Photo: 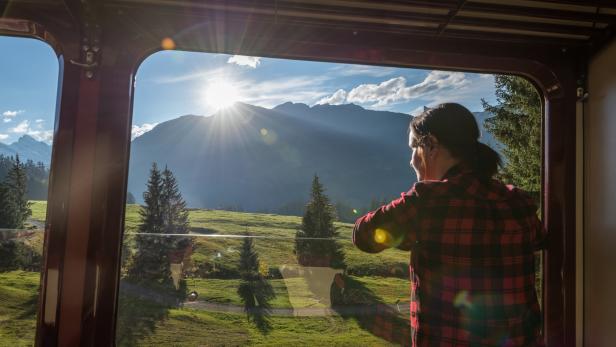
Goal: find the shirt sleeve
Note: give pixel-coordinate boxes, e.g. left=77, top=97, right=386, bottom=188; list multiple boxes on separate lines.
left=352, top=184, right=422, bottom=253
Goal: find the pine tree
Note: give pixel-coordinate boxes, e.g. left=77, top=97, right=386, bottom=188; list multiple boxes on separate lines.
left=482, top=75, right=541, bottom=199
left=161, top=166, right=189, bottom=236
left=295, top=175, right=345, bottom=269
left=237, top=234, right=275, bottom=333
left=0, top=155, right=32, bottom=229
left=161, top=166, right=192, bottom=282
left=129, top=163, right=170, bottom=282
left=128, top=163, right=193, bottom=293
left=0, top=183, right=9, bottom=228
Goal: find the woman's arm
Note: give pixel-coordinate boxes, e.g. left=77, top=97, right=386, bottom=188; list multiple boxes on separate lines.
left=352, top=185, right=422, bottom=253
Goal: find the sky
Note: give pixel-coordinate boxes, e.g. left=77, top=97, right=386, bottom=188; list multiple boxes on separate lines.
left=0, top=35, right=497, bottom=144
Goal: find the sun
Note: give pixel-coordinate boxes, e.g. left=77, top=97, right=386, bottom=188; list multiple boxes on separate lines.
left=203, top=80, right=241, bottom=111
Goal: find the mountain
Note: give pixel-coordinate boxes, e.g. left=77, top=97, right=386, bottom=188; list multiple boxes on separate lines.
left=0, top=135, right=52, bottom=166
left=128, top=103, right=501, bottom=214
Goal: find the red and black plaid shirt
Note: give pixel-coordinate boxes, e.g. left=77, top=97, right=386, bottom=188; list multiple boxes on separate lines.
left=353, top=164, right=544, bottom=347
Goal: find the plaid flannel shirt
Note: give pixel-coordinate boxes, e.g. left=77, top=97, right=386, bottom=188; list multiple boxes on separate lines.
left=353, top=164, right=544, bottom=347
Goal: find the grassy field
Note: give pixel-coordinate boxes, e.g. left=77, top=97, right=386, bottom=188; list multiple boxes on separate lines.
left=0, top=270, right=407, bottom=347
left=123, top=204, right=410, bottom=276
left=1, top=201, right=411, bottom=346
left=0, top=271, right=38, bottom=347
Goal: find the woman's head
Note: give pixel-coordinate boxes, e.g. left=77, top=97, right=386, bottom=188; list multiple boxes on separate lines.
left=409, top=103, right=501, bottom=181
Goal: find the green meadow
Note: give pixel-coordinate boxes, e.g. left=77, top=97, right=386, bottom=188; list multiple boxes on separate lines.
left=1, top=201, right=412, bottom=346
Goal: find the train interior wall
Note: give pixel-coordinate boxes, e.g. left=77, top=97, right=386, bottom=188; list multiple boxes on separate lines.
left=584, top=37, right=616, bottom=346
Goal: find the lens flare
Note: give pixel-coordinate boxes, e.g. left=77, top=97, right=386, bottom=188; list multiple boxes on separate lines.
left=454, top=290, right=473, bottom=309
left=374, top=228, right=391, bottom=245
left=161, top=37, right=176, bottom=50
left=261, top=128, right=278, bottom=145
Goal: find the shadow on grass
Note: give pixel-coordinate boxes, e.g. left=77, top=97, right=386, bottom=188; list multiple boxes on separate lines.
left=16, top=292, right=39, bottom=320
left=332, top=275, right=410, bottom=347
left=116, top=279, right=187, bottom=346
left=238, top=277, right=276, bottom=335
left=246, top=306, right=273, bottom=334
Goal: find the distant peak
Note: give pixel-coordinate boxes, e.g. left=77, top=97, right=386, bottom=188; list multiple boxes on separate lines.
left=17, top=134, right=37, bottom=142
left=177, top=114, right=205, bottom=120
left=12, top=135, right=49, bottom=147
left=312, top=103, right=365, bottom=111
left=273, top=102, right=310, bottom=111
left=210, top=102, right=269, bottom=117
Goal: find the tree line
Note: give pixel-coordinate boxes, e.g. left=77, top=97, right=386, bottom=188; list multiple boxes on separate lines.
left=0, top=154, right=49, bottom=201
left=0, top=155, right=37, bottom=271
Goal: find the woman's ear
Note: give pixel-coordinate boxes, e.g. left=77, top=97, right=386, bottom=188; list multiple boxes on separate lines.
left=425, top=135, right=439, bottom=152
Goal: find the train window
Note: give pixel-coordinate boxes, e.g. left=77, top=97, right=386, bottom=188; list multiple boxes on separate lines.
left=117, top=50, right=542, bottom=345
left=0, top=36, right=58, bottom=345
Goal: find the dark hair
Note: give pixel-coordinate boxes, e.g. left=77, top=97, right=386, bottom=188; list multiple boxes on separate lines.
left=410, top=103, right=502, bottom=180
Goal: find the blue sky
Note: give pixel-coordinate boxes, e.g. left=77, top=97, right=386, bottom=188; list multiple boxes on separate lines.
left=0, top=36, right=58, bottom=144
left=1, top=36, right=497, bottom=144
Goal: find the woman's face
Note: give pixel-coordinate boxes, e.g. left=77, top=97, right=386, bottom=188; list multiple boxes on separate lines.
left=409, top=131, right=427, bottom=181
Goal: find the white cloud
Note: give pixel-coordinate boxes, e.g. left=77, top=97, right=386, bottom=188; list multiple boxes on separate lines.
left=35, top=119, right=44, bottom=123
left=132, top=123, right=158, bottom=140
left=330, top=65, right=395, bottom=77
left=7, top=119, right=53, bottom=143
left=227, top=55, right=261, bottom=68
left=11, top=120, right=30, bottom=133
left=2, top=110, right=24, bottom=118
left=0, top=134, right=8, bottom=141
left=346, top=77, right=408, bottom=107
left=409, top=73, right=495, bottom=113
left=2, top=110, right=24, bottom=124
left=314, top=71, right=471, bottom=109
left=316, top=89, right=348, bottom=105
left=27, top=130, right=53, bottom=143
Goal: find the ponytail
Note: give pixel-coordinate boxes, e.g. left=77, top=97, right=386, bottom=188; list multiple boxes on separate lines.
left=473, top=142, right=502, bottom=181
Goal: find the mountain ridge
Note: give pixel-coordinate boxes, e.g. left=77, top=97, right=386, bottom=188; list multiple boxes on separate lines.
left=129, top=102, right=500, bottom=216
left=0, top=135, right=51, bottom=166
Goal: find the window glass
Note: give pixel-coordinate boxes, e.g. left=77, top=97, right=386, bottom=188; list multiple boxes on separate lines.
left=0, top=36, right=58, bottom=345
left=118, top=50, right=542, bottom=345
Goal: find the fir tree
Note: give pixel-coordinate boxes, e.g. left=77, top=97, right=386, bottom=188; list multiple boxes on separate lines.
left=0, top=183, right=8, bottom=228
left=161, top=166, right=189, bottom=235
left=295, top=175, right=346, bottom=269
left=161, top=166, right=193, bottom=282
left=0, top=155, right=32, bottom=229
left=237, top=234, right=275, bottom=333
left=128, top=163, right=193, bottom=292
left=129, top=163, right=170, bottom=282
left=482, top=75, right=541, bottom=200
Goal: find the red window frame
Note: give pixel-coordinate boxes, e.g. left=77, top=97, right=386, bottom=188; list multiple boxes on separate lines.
left=0, top=12, right=577, bottom=346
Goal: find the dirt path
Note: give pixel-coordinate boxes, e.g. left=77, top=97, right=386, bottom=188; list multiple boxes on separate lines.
left=121, top=276, right=410, bottom=318
left=183, top=299, right=410, bottom=317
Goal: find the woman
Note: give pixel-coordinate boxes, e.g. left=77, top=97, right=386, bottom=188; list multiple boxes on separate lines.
left=353, top=103, right=544, bottom=347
